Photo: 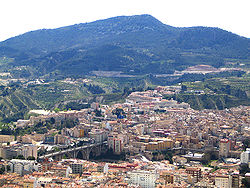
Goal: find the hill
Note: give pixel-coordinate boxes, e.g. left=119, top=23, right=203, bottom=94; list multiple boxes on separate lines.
left=0, top=14, right=249, bottom=77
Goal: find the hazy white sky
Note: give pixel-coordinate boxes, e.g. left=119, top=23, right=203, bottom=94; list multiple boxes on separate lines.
left=0, top=0, right=249, bottom=42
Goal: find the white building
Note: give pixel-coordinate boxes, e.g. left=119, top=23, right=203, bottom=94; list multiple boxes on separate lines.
left=127, top=170, right=159, bottom=188
left=214, top=174, right=239, bottom=188
left=9, top=159, right=38, bottom=176
left=65, top=166, right=72, bottom=177
left=103, top=163, right=109, bottom=174
left=215, top=175, right=230, bottom=188
left=36, top=177, right=53, bottom=187
left=89, top=129, right=108, bottom=143
left=16, top=119, right=30, bottom=128
left=240, top=148, right=250, bottom=164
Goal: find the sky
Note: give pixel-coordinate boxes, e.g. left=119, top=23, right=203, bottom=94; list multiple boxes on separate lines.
left=0, top=0, right=249, bottom=42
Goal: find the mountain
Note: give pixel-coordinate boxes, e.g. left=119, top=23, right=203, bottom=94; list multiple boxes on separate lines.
left=0, top=15, right=176, bottom=54
left=0, top=14, right=249, bottom=77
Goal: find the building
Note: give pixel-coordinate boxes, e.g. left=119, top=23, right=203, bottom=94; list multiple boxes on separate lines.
left=16, top=120, right=30, bottom=128
left=70, top=163, right=83, bottom=174
left=36, top=177, right=53, bottom=187
left=108, top=135, right=123, bottom=154
left=17, top=134, right=44, bottom=143
left=79, top=129, right=84, bottom=137
left=219, top=139, right=230, bottom=158
left=185, top=167, right=202, bottom=183
left=0, top=135, right=14, bottom=143
left=215, top=175, right=230, bottom=188
left=142, top=139, right=173, bottom=152
left=50, top=166, right=69, bottom=177
left=214, top=174, right=239, bottom=188
left=17, top=135, right=33, bottom=144
left=91, top=102, right=99, bottom=110
left=22, top=145, right=38, bottom=159
left=41, top=160, right=53, bottom=172
left=54, top=134, right=66, bottom=145
left=240, top=148, right=250, bottom=164
left=0, top=146, right=20, bottom=159
left=23, top=179, right=35, bottom=188
left=231, top=174, right=240, bottom=188
left=8, top=159, right=38, bottom=176
left=44, top=135, right=55, bottom=144
left=160, top=171, right=174, bottom=184
left=89, top=129, right=107, bottom=143
left=127, top=170, right=159, bottom=188
left=71, top=127, right=80, bottom=138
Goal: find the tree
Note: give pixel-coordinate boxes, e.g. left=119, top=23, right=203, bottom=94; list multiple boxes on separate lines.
left=243, top=139, right=250, bottom=151
left=94, top=109, right=102, bottom=117
left=87, top=84, right=105, bottom=94
left=239, top=164, right=250, bottom=175
left=112, top=108, right=125, bottom=118
left=0, top=166, right=5, bottom=174
left=15, top=155, right=25, bottom=160
left=164, top=151, right=173, bottom=164
left=50, top=117, right=55, bottom=124
left=27, top=156, right=36, bottom=160
left=224, top=85, right=231, bottom=95
left=201, top=153, right=211, bottom=165
left=201, top=150, right=218, bottom=165
left=54, top=108, right=60, bottom=113
left=63, top=154, right=68, bottom=159
left=53, top=147, right=60, bottom=152
left=242, top=178, right=250, bottom=188
left=6, top=165, right=10, bottom=171
left=181, top=85, right=187, bottom=92
left=122, top=87, right=131, bottom=96
left=62, top=119, right=78, bottom=128
left=1, top=126, right=13, bottom=135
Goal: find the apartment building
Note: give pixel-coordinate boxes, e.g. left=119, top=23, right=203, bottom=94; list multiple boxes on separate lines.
left=127, top=170, right=159, bottom=188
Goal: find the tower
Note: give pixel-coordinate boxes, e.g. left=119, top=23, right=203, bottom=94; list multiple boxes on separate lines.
left=219, top=139, right=230, bottom=158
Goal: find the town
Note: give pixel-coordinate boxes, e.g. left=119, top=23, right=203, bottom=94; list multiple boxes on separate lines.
left=0, top=86, right=249, bottom=187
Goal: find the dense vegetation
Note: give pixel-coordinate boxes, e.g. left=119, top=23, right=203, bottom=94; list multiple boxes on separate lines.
left=0, top=14, right=249, bottom=78
left=0, top=118, right=78, bottom=136
left=164, top=75, right=250, bottom=110
left=0, top=76, right=153, bottom=122
left=91, top=148, right=126, bottom=161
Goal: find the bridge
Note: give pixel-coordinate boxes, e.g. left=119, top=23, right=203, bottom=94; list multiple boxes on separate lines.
left=38, top=141, right=108, bottom=161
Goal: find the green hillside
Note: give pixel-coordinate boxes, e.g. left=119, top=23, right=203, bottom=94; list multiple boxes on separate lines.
left=0, top=76, right=151, bottom=122
left=0, top=14, right=249, bottom=77
left=164, top=75, right=250, bottom=110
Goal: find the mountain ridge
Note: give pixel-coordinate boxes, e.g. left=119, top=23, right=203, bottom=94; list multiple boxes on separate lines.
left=1, top=14, right=248, bottom=54
left=0, top=14, right=177, bottom=54
left=0, top=14, right=249, bottom=77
